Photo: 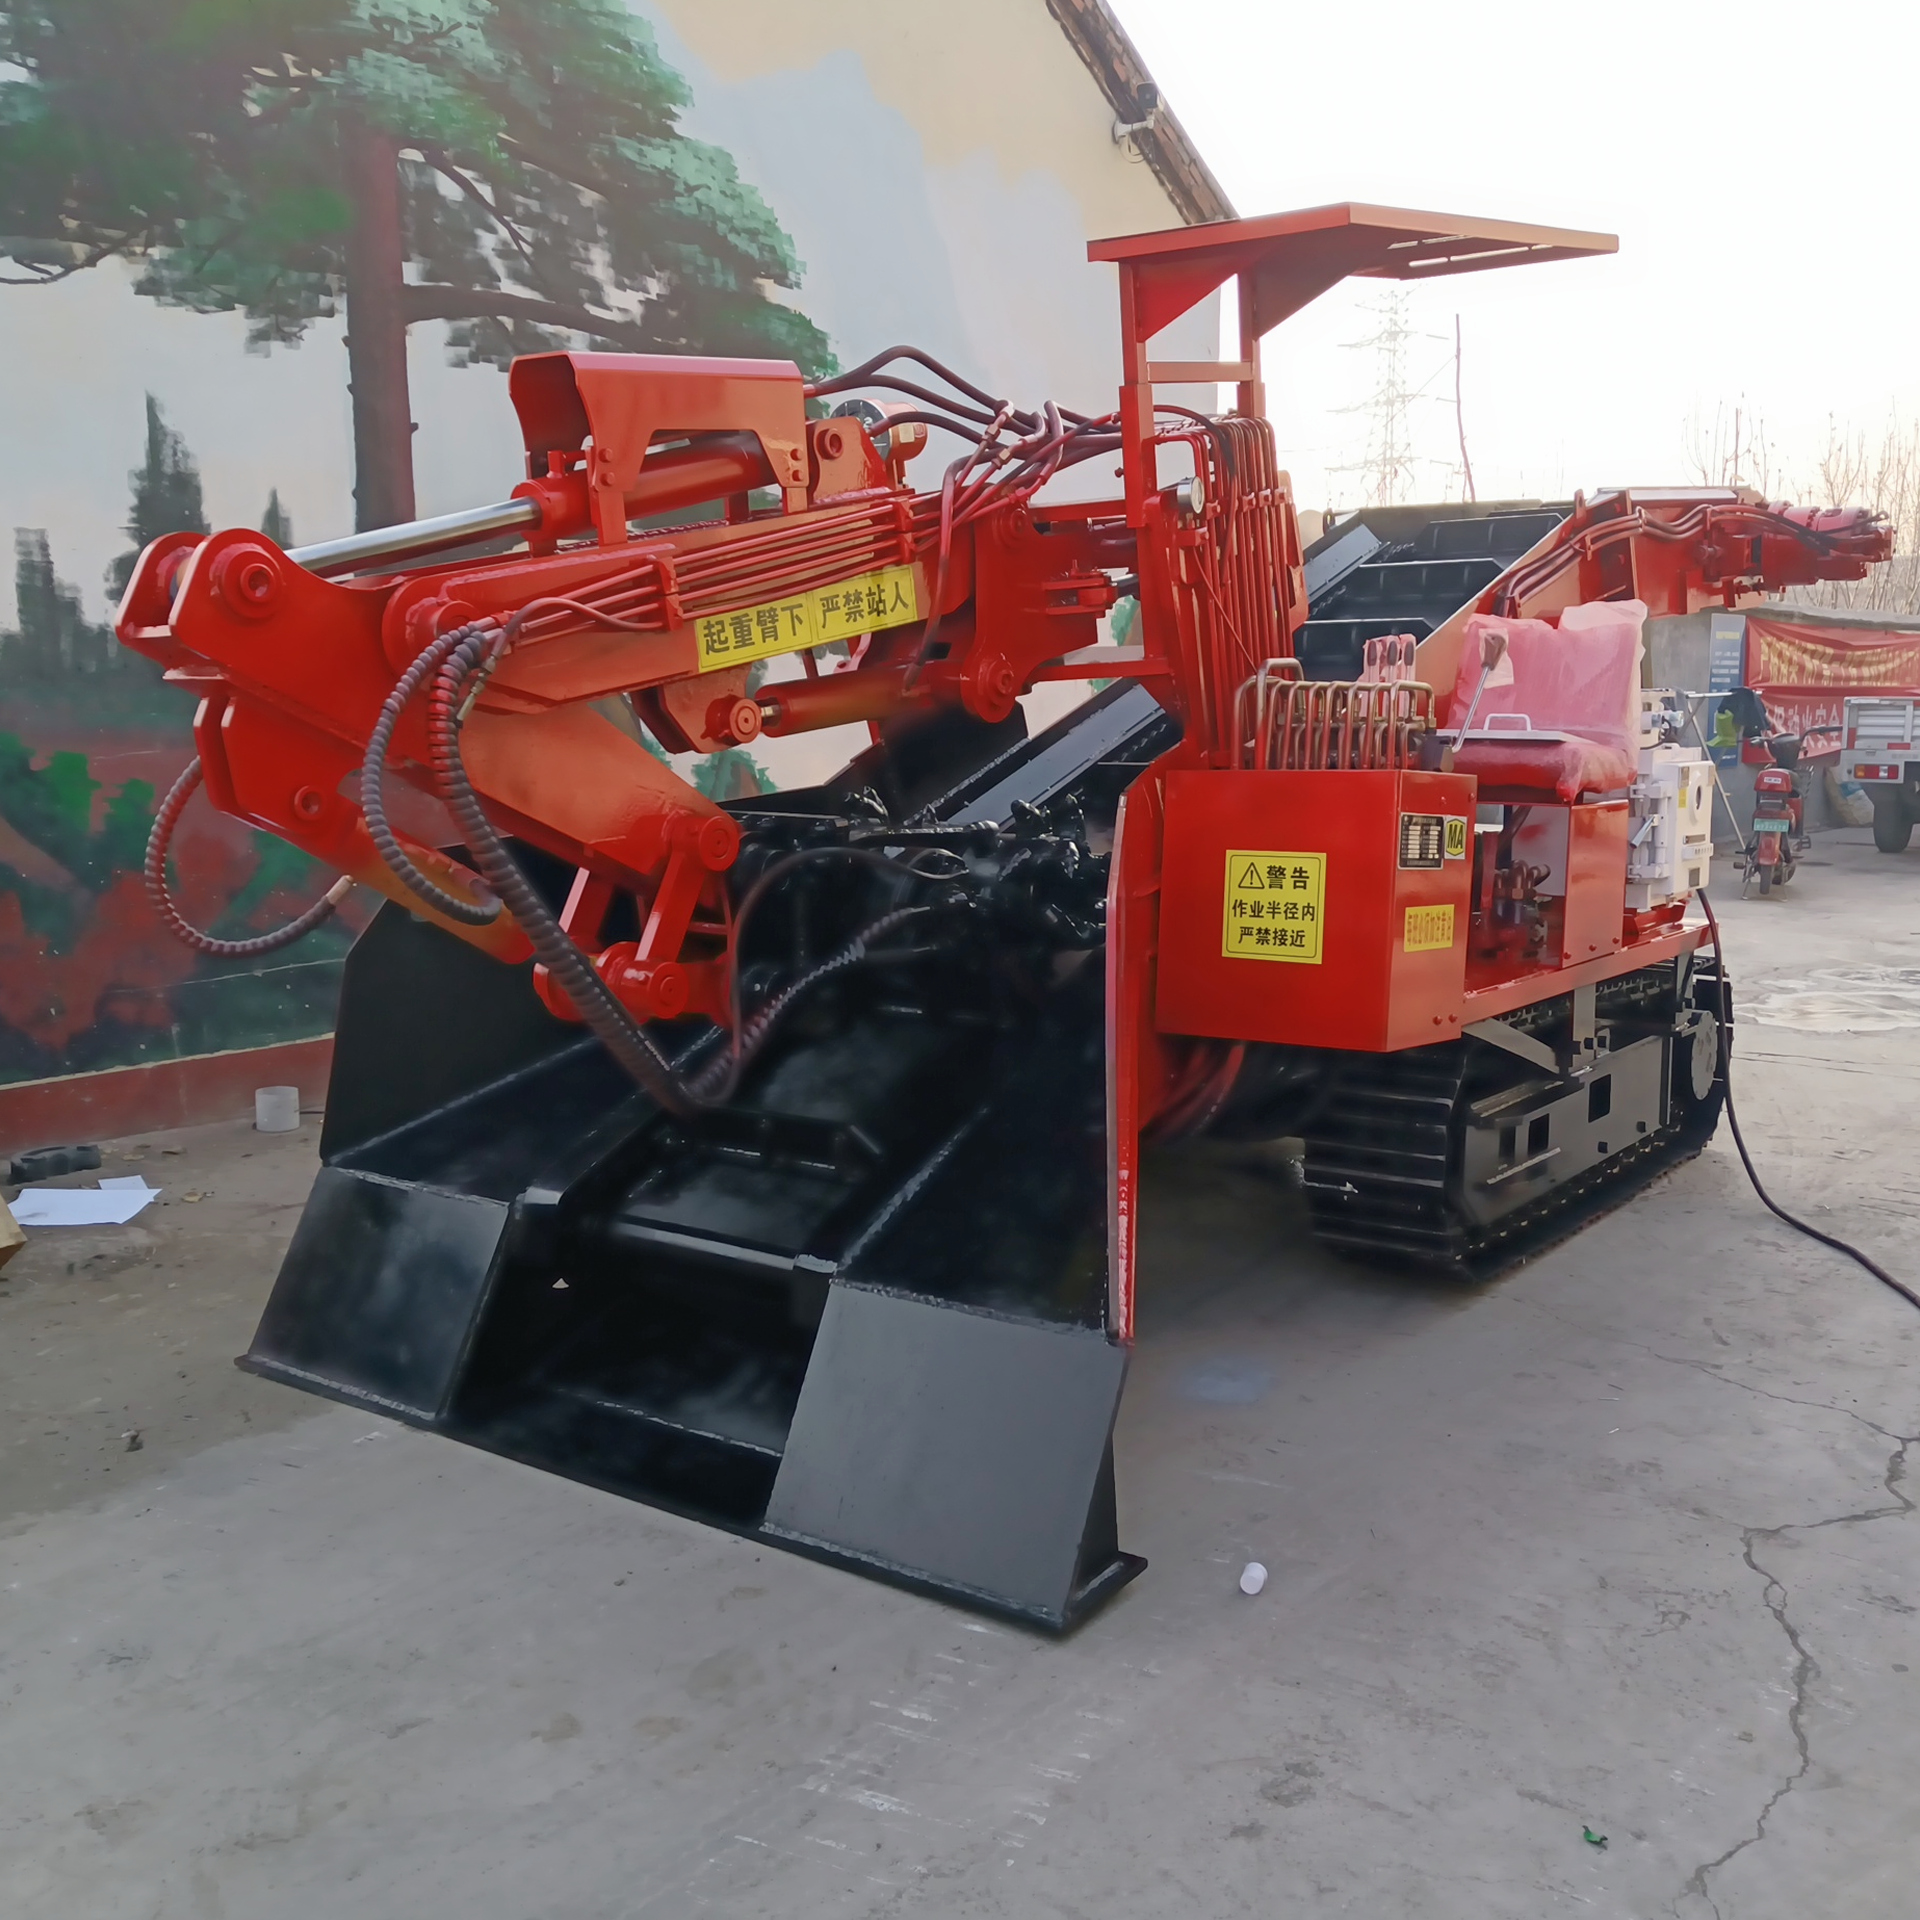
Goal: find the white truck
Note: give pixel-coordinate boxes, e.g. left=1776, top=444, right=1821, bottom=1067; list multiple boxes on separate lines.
left=1844, top=695, right=1920, bottom=852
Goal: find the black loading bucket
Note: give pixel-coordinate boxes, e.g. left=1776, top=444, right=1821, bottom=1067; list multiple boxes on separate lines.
left=244, top=688, right=1173, bottom=1630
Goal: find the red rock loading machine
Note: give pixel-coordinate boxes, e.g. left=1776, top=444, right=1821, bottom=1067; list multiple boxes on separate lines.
left=118, top=205, right=1890, bottom=1629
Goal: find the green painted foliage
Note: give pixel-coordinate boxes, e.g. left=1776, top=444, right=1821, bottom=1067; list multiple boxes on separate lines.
left=1, top=395, right=212, bottom=723
left=1, top=531, right=112, bottom=681
left=0, top=727, right=341, bottom=957
left=0, top=0, right=835, bottom=375
left=107, top=393, right=210, bottom=596
left=260, top=489, right=295, bottom=546
left=692, top=746, right=773, bottom=801
left=0, top=734, right=112, bottom=947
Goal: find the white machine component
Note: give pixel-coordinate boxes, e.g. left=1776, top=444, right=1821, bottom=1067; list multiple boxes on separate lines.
left=1626, top=691, right=1713, bottom=911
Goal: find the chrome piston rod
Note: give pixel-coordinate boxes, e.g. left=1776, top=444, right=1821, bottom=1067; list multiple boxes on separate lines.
left=286, top=432, right=779, bottom=579
left=288, top=497, right=541, bottom=578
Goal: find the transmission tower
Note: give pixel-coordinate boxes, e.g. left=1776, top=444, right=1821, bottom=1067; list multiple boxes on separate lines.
left=1333, top=292, right=1416, bottom=508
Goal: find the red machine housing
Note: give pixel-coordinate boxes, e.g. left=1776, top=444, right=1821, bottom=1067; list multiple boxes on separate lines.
left=111, top=204, right=1893, bottom=1631
left=1158, top=769, right=1476, bottom=1051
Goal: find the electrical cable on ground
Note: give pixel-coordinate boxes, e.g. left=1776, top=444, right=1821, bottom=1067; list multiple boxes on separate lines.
left=1695, top=888, right=1920, bottom=1313
left=1677, top=694, right=1915, bottom=1303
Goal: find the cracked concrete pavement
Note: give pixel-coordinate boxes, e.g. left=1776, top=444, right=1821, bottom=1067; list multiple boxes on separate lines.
left=1679, top=1428, right=1915, bottom=1919
left=1, top=828, right=1917, bottom=1918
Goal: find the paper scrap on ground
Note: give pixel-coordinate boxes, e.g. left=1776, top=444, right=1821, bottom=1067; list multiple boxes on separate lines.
left=10, top=1177, right=160, bottom=1226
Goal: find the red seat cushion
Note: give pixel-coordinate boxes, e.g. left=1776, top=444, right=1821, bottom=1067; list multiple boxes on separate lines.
left=1449, top=736, right=1639, bottom=804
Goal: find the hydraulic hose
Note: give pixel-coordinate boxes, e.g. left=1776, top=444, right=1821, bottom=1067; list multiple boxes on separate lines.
left=688, top=903, right=935, bottom=1106
left=359, top=622, right=503, bottom=926
left=145, top=758, right=351, bottom=957
left=1695, top=890, right=1920, bottom=1312
left=806, top=344, right=1098, bottom=431
left=428, top=624, right=703, bottom=1115
left=702, top=844, right=945, bottom=1098
left=425, top=630, right=950, bottom=1115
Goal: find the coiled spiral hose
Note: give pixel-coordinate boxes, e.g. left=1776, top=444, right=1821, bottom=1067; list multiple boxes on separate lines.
left=144, top=758, right=352, bottom=957
left=358, top=621, right=502, bottom=926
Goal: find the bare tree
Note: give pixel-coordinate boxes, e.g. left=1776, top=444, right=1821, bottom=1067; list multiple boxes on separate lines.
left=1683, top=399, right=1779, bottom=497
left=1787, top=414, right=1920, bottom=614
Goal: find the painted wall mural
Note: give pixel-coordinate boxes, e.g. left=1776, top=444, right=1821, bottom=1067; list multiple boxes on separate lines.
left=0, top=396, right=374, bottom=1084
left=0, top=0, right=1218, bottom=1085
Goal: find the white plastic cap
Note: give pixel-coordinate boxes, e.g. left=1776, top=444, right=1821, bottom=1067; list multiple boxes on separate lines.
left=1239, top=1561, right=1268, bottom=1596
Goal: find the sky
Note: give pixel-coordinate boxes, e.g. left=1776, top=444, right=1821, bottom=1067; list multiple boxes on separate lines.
left=5, top=0, right=1914, bottom=637
left=1107, top=0, right=1920, bottom=515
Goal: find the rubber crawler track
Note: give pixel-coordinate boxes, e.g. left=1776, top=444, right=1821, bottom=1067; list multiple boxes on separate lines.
left=1302, top=962, right=1727, bottom=1283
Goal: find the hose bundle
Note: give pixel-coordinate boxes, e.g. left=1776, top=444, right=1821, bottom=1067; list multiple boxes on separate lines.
left=347, top=606, right=948, bottom=1115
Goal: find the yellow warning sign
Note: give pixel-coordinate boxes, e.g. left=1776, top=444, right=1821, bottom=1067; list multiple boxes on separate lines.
left=694, top=564, right=920, bottom=672
left=1443, top=816, right=1469, bottom=860
left=1404, top=903, right=1455, bottom=952
left=1222, top=850, right=1324, bottom=964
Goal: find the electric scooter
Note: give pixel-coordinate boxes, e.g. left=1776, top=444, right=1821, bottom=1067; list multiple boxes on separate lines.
left=1742, top=733, right=1807, bottom=897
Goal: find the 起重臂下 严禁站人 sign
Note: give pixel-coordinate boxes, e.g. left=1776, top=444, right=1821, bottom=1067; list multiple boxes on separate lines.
left=694, top=565, right=920, bottom=671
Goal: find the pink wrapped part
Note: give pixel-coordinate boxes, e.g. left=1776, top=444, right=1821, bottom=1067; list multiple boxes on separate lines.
left=1446, top=599, right=1645, bottom=802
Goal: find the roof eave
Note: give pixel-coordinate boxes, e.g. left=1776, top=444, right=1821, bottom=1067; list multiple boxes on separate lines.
left=1044, top=0, right=1235, bottom=226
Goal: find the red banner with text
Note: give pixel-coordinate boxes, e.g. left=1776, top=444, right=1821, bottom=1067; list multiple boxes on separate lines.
left=1743, top=616, right=1920, bottom=755
left=1745, top=616, right=1920, bottom=690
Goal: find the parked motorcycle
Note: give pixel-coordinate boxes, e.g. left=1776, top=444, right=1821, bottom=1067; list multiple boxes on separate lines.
left=1742, top=733, right=1807, bottom=897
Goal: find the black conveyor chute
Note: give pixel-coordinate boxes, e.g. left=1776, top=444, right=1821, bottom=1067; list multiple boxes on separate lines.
left=243, top=683, right=1175, bottom=1630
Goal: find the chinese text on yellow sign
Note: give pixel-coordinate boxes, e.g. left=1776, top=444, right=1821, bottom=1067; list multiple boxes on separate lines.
left=695, top=564, right=921, bottom=671
left=1222, top=850, right=1324, bottom=964
left=1403, top=903, right=1455, bottom=952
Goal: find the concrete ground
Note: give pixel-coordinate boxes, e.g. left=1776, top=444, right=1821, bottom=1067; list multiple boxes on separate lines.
left=4, top=830, right=1919, bottom=1920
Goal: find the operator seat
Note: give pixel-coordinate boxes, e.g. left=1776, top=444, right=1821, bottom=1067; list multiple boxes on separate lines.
left=1443, top=601, right=1645, bottom=803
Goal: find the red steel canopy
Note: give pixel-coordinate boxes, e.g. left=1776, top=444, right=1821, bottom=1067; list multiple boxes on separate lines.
left=1089, top=202, right=1617, bottom=345
left=1088, top=204, right=1617, bottom=517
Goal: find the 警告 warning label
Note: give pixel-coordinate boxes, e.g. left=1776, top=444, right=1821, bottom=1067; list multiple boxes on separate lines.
left=1404, top=903, right=1455, bottom=952
left=694, top=564, right=920, bottom=671
left=1222, top=850, right=1324, bottom=963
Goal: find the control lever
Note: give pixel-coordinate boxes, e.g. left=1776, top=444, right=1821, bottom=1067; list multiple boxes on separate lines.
left=1450, top=625, right=1510, bottom=743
